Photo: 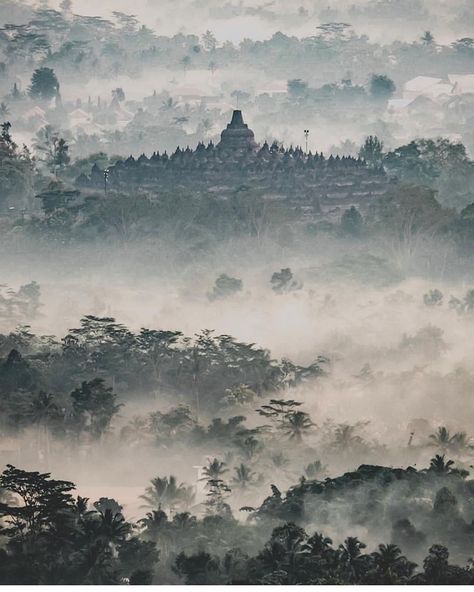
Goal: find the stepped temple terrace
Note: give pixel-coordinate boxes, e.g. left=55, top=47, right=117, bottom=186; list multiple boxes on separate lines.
left=78, top=110, right=393, bottom=214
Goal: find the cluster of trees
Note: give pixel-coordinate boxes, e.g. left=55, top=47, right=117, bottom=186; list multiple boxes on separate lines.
left=207, top=268, right=303, bottom=300
left=383, top=138, right=474, bottom=212
left=1, top=309, right=469, bottom=513
left=0, top=121, right=35, bottom=208
left=287, top=73, right=397, bottom=113
left=1, top=456, right=474, bottom=585
left=336, top=182, right=470, bottom=261
left=174, top=528, right=473, bottom=585
left=0, top=315, right=327, bottom=433
left=0, top=465, right=158, bottom=584
left=11, top=174, right=472, bottom=265
left=423, top=287, right=474, bottom=313
left=355, top=135, right=474, bottom=212
left=1, top=6, right=473, bottom=158
left=27, top=179, right=293, bottom=245
left=1, top=7, right=473, bottom=86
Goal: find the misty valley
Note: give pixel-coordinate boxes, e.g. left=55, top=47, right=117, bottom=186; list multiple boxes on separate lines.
left=0, top=0, right=474, bottom=587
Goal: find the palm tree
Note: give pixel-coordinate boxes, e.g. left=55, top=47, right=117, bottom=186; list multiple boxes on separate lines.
left=120, top=415, right=150, bottom=445
left=201, top=458, right=228, bottom=481
left=266, top=523, right=307, bottom=584
left=304, top=460, right=328, bottom=480
left=138, top=509, right=174, bottom=558
left=371, top=543, right=416, bottom=584
left=283, top=411, right=314, bottom=442
left=75, top=496, right=90, bottom=517
left=303, top=531, right=333, bottom=556
left=140, top=475, right=195, bottom=513
left=171, top=511, right=197, bottom=531
left=429, top=426, right=455, bottom=452
left=95, top=508, right=130, bottom=546
left=231, top=464, right=256, bottom=490
left=238, top=435, right=261, bottom=461
left=428, top=454, right=455, bottom=475
left=271, top=452, right=289, bottom=468
left=76, top=539, right=114, bottom=584
left=338, top=536, right=367, bottom=583
left=258, top=540, right=287, bottom=573
left=450, top=431, right=474, bottom=452
left=138, top=509, right=168, bottom=539
left=333, top=423, right=364, bottom=451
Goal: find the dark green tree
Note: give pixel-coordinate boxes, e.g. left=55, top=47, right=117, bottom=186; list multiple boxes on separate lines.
left=359, top=135, right=384, bottom=168
left=369, top=74, right=395, bottom=101
left=29, top=68, right=60, bottom=101
left=341, top=206, right=363, bottom=236
left=70, top=378, right=121, bottom=440
left=208, top=274, right=243, bottom=300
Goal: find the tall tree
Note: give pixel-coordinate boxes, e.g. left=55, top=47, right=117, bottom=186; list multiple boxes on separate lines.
left=140, top=476, right=195, bottom=513
left=29, top=67, right=60, bottom=100
left=359, top=135, right=384, bottom=168
left=70, top=379, right=121, bottom=440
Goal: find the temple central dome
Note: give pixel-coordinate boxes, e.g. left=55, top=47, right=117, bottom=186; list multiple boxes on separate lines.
left=218, top=110, right=258, bottom=151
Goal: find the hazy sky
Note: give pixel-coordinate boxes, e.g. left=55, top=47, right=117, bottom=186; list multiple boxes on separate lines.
left=31, top=0, right=467, bottom=44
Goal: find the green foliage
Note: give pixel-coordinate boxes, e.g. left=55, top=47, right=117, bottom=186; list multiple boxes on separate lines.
left=140, top=476, right=195, bottom=513
left=369, top=74, right=396, bottom=100
left=208, top=274, right=243, bottom=301
left=70, top=378, right=122, bottom=439
left=33, top=125, right=70, bottom=172
left=0, top=122, right=35, bottom=208
left=172, top=511, right=472, bottom=584
left=257, top=399, right=314, bottom=442
left=270, top=268, right=302, bottom=293
left=304, top=460, right=327, bottom=480
left=423, top=289, right=443, bottom=306
left=421, top=31, right=434, bottom=45
left=371, top=184, right=453, bottom=243
left=0, top=348, right=41, bottom=396
left=449, top=289, right=474, bottom=314
left=340, top=206, right=363, bottom=236
left=359, top=135, right=384, bottom=168
left=1, top=456, right=473, bottom=584
left=385, top=139, right=474, bottom=210
left=29, top=67, right=60, bottom=100
left=67, top=152, right=117, bottom=180
left=0, top=465, right=158, bottom=584
left=287, top=78, right=308, bottom=97
left=455, top=203, right=474, bottom=253
left=0, top=464, right=75, bottom=539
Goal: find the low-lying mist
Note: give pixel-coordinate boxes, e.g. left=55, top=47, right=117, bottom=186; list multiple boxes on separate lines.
left=1, top=233, right=472, bottom=529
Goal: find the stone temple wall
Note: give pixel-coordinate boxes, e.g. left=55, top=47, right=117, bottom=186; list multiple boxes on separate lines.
left=78, top=111, right=393, bottom=215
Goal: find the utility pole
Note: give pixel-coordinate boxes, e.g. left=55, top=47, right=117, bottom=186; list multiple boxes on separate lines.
left=104, top=168, right=109, bottom=195
left=304, top=129, right=310, bottom=153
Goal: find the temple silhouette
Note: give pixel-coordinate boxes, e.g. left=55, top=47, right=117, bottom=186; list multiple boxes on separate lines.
left=79, top=110, right=391, bottom=213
